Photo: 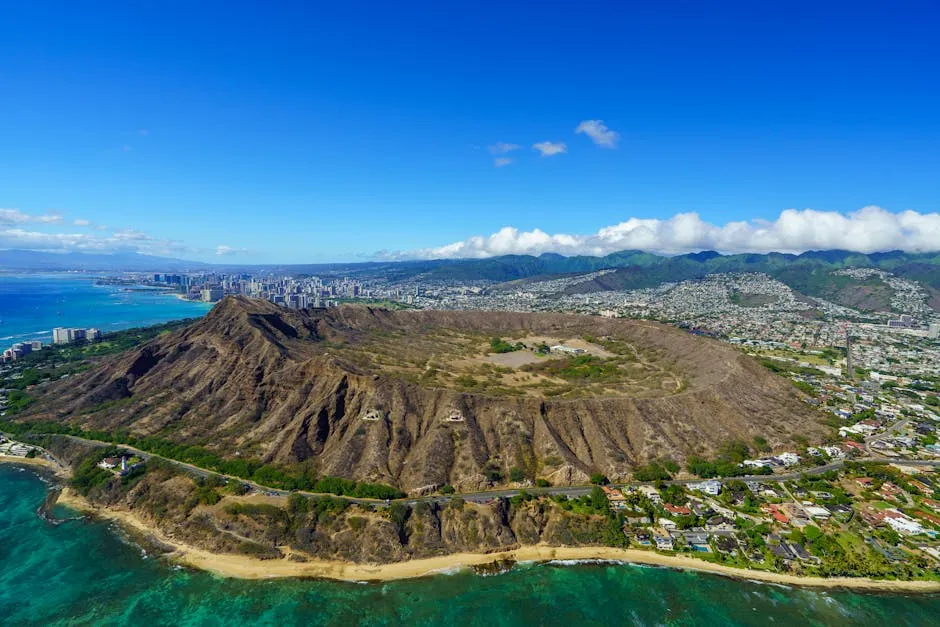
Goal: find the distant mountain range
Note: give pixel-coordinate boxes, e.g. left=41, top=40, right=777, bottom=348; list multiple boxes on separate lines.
left=2, top=249, right=939, bottom=295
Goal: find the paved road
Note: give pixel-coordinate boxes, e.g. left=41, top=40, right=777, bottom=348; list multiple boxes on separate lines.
left=25, top=433, right=940, bottom=508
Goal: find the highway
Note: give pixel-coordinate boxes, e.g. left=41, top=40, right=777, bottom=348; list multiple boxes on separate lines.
left=31, top=433, right=940, bottom=508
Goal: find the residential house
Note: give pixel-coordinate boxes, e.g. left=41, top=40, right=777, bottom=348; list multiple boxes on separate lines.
left=638, top=485, right=662, bottom=504
left=683, top=531, right=710, bottom=551
left=663, top=503, right=692, bottom=516
left=714, top=535, right=737, bottom=554
left=705, top=516, right=735, bottom=532
left=623, top=510, right=651, bottom=525
left=908, top=479, right=932, bottom=495
left=804, top=505, right=832, bottom=520
left=602, top=486, right=628, bottom=510
left=658, top=517, right=678, bottom=531
left=688, top=480, right=721, bottom=496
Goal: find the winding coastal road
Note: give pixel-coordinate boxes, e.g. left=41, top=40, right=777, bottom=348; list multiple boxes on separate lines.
left=20, top=433, right=936, bottom=509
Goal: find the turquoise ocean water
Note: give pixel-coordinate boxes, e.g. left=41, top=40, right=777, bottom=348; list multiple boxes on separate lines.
left=0, top=274, right=211, bottom=348
left=1, top=466, right=938, bottom=626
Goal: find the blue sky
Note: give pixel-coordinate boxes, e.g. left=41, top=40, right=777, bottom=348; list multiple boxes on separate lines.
left=1, top=1, right=938, bottom=262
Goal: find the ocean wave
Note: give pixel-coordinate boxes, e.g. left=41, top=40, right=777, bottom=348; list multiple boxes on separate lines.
left=421, top=565, right=466, bottom=577
left=545, top=559, right=632, bottom=567
left=0, top=329, right=52, bottom=341
left=745, top=579, right=793, bottom=590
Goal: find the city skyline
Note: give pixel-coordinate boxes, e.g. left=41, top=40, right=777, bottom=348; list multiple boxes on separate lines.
left=2, top=2, right=939, bottom=263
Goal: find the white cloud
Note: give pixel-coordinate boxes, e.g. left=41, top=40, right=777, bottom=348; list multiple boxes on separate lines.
left=0, top=208, right=64, bottom=225
left=215, top=245, right=250, bottom=256
left=0, top=209, right=31, bottom=225
left=575, top=119, right=619, bottom=148
left=0, top=226, right=193, bottom=257
left=489, top=142, right=521, bottom=155
left=73, top=218, right=91, bottom=226
left=493, top=157, right=513, bottom=168
left=532, top=141, right=567, bottom=157
left=387, top=206, right=940, bottom=259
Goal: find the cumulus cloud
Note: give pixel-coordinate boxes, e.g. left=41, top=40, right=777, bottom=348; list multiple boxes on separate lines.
left=73, top=218, right=91, bottom=226
left=493, top=157, right=514, bottom=168
left=575, top=119, right=619, bottom=148
left=384, top=206, right=940, bottom=260
left=532, top=141, right=567, bottom=157
left=489, top=142, right=520, bottom=155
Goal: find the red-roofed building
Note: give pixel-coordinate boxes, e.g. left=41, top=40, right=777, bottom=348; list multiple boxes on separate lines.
left=880, top=482, right=903, bottom=501
left=602, top=486, right=627, bottom=510
left=843, top=440, right=867, bottom=453
left=663, top=503, right=692, bottom=516
left=760, top=503, right=790, bottom=525
left=913, top=510, right=940, bottom=526
left=908, top=480, right=931, bottom=495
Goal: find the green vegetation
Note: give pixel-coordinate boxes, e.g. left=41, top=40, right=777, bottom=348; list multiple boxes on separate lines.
left=489, top=337, right=523, bottom=354
left=523, top=355, right=620, bottom=381
left=0, top=319, right=198, bottom=391
left=752, top=436, right=771, bottom=453
left=792, top=380, right=817, bottom=397
left=3, top=390, right=35, bottom=414
left=589, top=473, right=609, bottom=485
left=758, top=358, right=825, bottom=378
left=632, top=460, right=674, bottom=482
left=0, top=418, right=405, bottom=499
left=686, top=440, right=771, bottom=478
left=71, top=453, right=117, bottom=496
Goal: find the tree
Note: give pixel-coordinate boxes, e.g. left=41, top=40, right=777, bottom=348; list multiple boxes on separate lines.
left=509, top=467, right=525, bottom=482
left=589, top=485, right=610, bottom=513
left=590, top=473, right=609, bottom=485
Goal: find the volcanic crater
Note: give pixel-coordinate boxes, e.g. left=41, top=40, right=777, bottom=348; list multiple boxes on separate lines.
left=28, top=296, right=827, bottom=491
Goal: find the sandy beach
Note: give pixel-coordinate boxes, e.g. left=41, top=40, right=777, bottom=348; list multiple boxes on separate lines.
left=0, top=454, right=69, bottom=478
left=54, top=488, right=940, bottom=592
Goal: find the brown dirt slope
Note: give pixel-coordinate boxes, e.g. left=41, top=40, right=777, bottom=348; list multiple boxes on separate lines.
left=27, top=297, right=826, bottom=491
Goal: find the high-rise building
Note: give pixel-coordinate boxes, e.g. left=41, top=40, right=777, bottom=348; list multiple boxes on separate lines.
left=53, top=327, right=70, bottom=344
left=201, top=286, right=224, bottom=302
left=68, top=328, right=87, bottom=342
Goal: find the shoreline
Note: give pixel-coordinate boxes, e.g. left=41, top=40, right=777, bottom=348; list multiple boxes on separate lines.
left=54, top=488, right=940, bottom=593
left=0, top=454, right=70, bottom=478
